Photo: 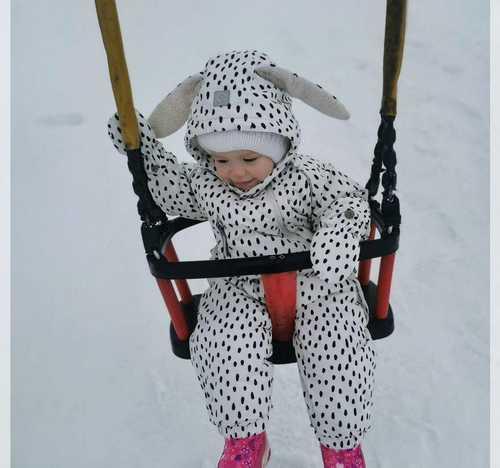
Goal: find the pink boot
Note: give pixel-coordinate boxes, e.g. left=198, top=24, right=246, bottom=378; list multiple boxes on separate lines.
left=218, top=432, right=271, bottom=468
left=320, top=444, right=366, bottom=468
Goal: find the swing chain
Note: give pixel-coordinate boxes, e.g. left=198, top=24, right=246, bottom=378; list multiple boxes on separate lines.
left=366, top=113, right=401, bottom=231
left=126, top=148, right=167, bottom=227
left=379, top=114, right=397, bottom=202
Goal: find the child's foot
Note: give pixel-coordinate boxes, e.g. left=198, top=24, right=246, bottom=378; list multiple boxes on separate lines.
left=218, top=432, right=271, bottom=468
left=320, top=444, right=366, bottom=468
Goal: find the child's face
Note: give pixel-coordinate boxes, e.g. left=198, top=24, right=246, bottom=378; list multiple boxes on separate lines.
left=212, top=150, right=275, bottom=191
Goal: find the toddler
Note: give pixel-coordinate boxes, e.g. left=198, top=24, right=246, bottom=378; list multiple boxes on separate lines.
left=108, top=50, right=375, bottom=468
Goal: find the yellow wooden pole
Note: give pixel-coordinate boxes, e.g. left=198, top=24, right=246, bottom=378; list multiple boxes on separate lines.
left=381, top=0, right=407, bottom=117
left=96, top=0, right=140, bottom=150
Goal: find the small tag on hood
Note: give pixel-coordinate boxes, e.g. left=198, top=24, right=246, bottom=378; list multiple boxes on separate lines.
left=213, top=89, right=230, bottom=107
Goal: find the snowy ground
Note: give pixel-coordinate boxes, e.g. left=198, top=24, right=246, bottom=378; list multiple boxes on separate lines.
left=11, top=1, right=490, bottom=467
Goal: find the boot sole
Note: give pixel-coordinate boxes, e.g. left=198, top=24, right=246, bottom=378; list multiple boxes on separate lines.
left=263, top=446, right=271, bottom=467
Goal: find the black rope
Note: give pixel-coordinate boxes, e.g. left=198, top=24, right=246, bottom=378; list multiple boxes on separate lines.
left=379, top=115, right=397, bottom=201
left=366, top=113, right=401, bottom=230
left=126, top=148, right=166, bottom=227
left=366, top=118, right=385, bottom=198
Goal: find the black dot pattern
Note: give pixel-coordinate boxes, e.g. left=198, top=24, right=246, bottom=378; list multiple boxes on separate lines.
left=106, top=50, right=375, bottom=448
left=184, top=50, right=301, bottom=180
left=293, top=283, right=376, bottom=449
left=107, top=111, right=207, bottom=220
left=189, top=279, right=274, bottom=438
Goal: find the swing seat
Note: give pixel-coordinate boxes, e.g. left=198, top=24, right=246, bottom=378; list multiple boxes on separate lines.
left=169, top=281, right=394, bottom=364
left=96, top=0, right=405, bottom=367
left=141, top=199, right=399, bottom=365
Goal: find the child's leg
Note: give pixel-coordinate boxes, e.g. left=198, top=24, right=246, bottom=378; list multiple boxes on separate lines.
left=293, top=285, right=376, bottom=450
left=190, top=279, right=274, bottom=439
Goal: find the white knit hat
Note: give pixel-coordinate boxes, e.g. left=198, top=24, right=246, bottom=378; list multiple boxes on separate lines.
left=196, top=130, right=290, bottom=163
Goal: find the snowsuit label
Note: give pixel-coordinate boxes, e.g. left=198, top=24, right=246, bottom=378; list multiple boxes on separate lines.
left=213, top=89, right=231, bottom=107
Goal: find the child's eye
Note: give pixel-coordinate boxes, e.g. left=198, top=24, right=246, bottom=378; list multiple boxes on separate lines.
left=214, top=159, right=228, bottom=164
left=243, top=158, right=258, bottom=162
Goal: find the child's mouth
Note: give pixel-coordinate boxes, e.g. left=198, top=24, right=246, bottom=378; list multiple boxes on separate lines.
left=233, top=180, right=257, bottom=191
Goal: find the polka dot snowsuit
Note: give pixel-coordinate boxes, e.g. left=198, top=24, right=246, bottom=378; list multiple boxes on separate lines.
left=108, top=50, right=376, bottom=450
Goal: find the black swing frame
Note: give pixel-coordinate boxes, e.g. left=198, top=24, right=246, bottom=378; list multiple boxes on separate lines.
left=96, top=0, right=406, bottom=364
left=137, top=193, right=399, bottom=364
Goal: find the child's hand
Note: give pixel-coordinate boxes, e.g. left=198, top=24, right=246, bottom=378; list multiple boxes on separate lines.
left=107, top=110, right=156, bottom=155
left=311, top=225, right=359, bottom=283
left=310, top=197, right=369, bottom=284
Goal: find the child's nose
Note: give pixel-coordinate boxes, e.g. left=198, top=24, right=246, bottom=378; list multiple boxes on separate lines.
left=230, top=164, right=246, bottom=179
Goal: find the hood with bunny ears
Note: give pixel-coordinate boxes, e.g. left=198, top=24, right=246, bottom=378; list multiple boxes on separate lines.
left=148, top=50, right=349, bottom=188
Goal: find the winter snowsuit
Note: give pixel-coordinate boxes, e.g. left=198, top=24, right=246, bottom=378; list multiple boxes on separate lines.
left=108, top=50, right=376, bottom=450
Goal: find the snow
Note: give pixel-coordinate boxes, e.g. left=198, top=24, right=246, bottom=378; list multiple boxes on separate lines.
left=1, top=1, right=11, bottom=467
left=11, top=0, right=490, bottom=467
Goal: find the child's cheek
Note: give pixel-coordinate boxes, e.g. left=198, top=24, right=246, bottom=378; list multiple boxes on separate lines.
left=216, top=166, right=228, bottom=182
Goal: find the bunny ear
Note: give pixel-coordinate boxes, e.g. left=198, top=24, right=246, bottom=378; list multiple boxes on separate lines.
left=255, top=65, right=350, bottom=120
left=148, top=73, right=204, bottom=138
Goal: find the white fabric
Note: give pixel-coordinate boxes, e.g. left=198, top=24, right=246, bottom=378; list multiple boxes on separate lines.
left=255, top=65, right=350, bottom=120
left=107, top=50, right=375, bottom=450
left=196, top=130, right=289, bottom=163
left=149, top=73, right=204, bottom=138
left=147, top=54, right=349, bottom=140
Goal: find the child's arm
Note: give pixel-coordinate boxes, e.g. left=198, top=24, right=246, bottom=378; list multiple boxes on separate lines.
left=308, top=162, right=371, bottom=284
left=107, top=111, right=207, bottom=221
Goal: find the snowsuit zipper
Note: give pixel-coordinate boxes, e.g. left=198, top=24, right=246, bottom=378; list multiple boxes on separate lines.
left=265, top=188, right=306, bottom=244
left=216, top=218, right=229, bottom=257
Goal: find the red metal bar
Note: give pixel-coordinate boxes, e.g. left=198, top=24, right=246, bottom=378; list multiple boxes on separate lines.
left=163, top=241, right=193, bottom=304
left=156, top=278, right=191, bottom=341
left=261, top=271, right=297, bottom=341
left=375, top=253, right=396, bottom=319
left=358, top=223, right=377, bottom=286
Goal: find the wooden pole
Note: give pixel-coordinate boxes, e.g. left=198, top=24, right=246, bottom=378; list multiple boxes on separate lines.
left=95, top=0, right=140, bottom=150
left=381, top=0, right=408, bottom=117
